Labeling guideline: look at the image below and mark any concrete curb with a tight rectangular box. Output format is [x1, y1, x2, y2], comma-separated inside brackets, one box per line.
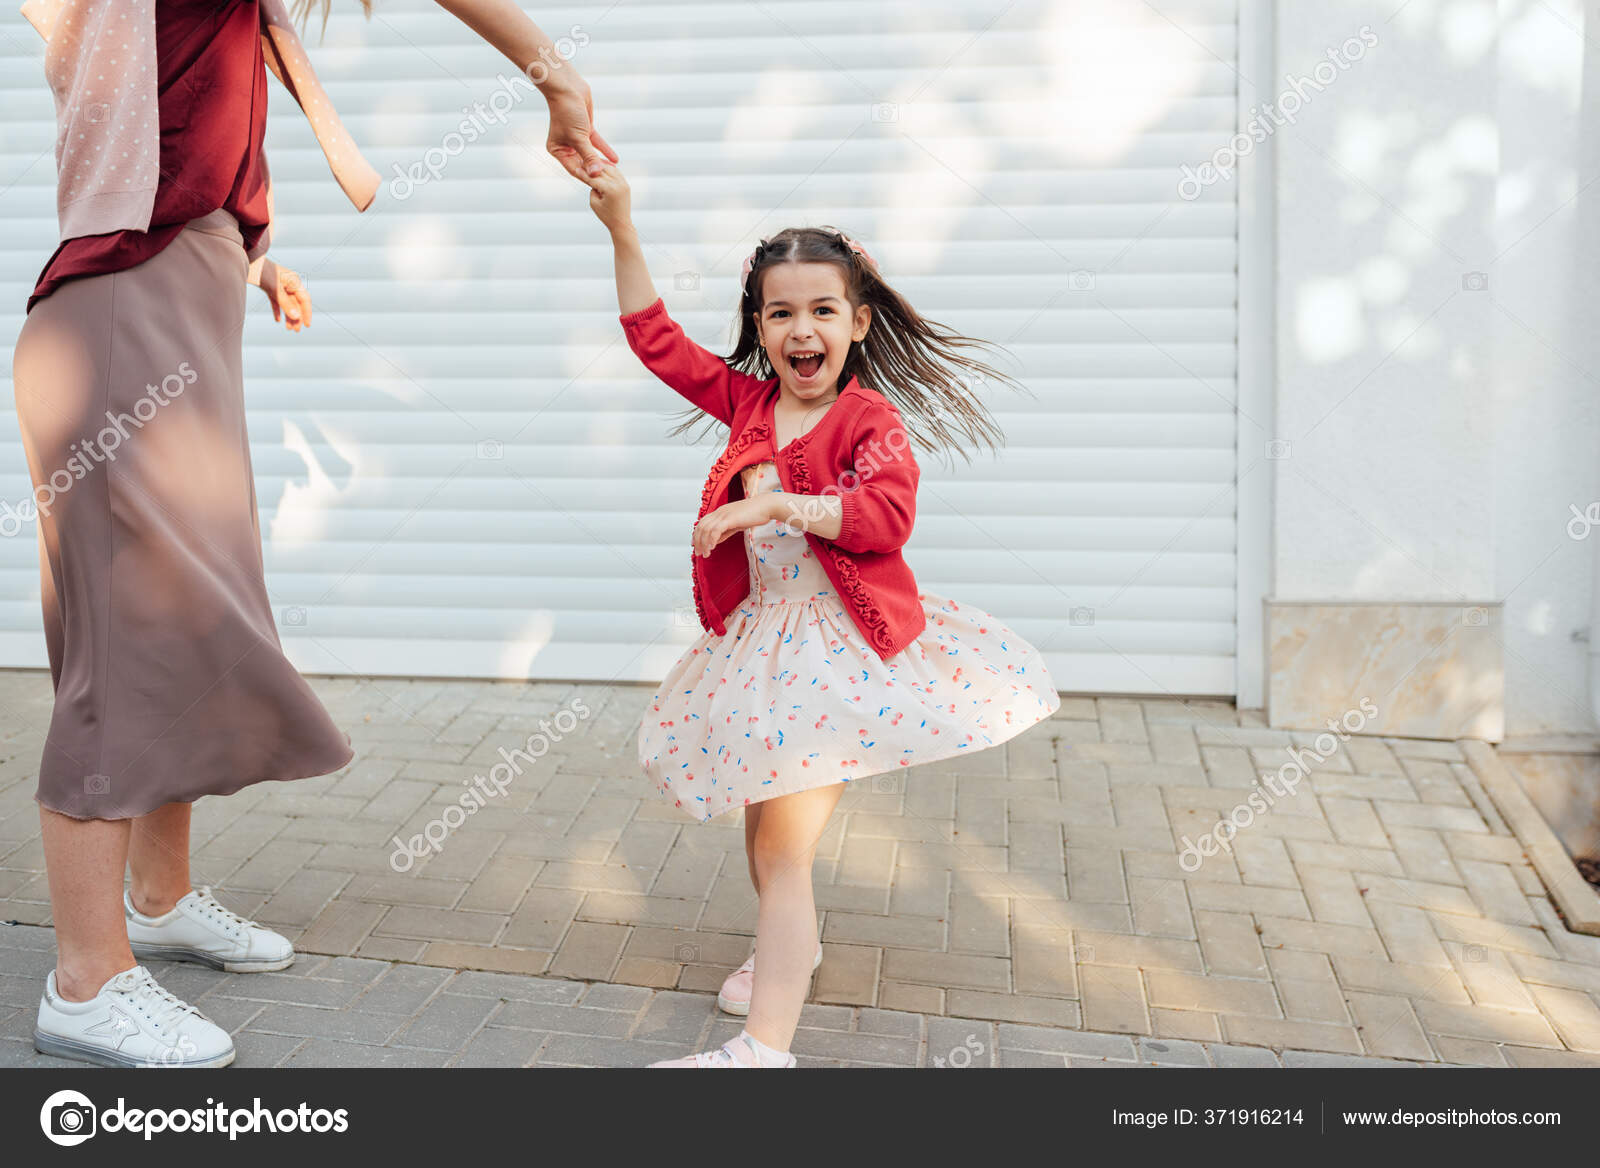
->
[1462, 739, 1600, 936]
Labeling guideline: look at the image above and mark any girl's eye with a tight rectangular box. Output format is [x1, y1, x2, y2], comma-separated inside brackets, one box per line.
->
[816, 307, 834, 315]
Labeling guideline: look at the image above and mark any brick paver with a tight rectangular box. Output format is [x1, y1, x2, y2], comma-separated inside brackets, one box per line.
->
[1, 670, 1599, 1068]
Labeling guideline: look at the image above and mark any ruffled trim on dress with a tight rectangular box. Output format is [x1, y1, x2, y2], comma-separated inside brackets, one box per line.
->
[692, 420, 772, 632]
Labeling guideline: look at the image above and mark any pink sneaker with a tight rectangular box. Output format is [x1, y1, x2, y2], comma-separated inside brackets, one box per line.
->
[649, 1033, 796, 1068]
[716, 945, 824, 1016]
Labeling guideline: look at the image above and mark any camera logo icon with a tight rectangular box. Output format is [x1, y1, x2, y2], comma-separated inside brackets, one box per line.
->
[673, 271, 700, 292]
[280, 605, 307, 628]
[476, 439, 504, 460]
[1069, 269, 1096, 291]
[1461, 271, 1488, 292]
[871, 102, 899, 122]
[40, 1089, 97, 1146]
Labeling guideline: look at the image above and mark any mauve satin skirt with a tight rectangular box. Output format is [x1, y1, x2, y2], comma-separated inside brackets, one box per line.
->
[12, 209, 353, 820]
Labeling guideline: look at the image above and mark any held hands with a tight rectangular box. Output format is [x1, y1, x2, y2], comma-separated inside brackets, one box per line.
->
[692, 495, 783, 559]
[544, 75, 618, 182]
[587, 162, 632, 233]
[256, 260, 312, 332]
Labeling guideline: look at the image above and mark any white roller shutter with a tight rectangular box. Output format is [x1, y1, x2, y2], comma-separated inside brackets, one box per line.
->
[0, 0, 1241, 694]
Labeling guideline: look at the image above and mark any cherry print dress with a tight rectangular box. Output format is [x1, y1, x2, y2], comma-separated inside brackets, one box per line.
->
[639, 460, 1060, 822]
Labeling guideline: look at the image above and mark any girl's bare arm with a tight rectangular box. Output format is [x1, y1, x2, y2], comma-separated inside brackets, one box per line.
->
[589, 166, 659, 315]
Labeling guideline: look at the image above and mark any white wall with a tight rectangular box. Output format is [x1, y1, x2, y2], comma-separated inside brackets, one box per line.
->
[1272, 0, 1600, 735]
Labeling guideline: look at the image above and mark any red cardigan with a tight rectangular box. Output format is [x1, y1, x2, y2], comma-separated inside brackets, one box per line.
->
[621, 298, 926, 658]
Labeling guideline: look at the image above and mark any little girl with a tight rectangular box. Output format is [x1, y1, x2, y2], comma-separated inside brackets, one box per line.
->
[588, 165, 1060, 1068]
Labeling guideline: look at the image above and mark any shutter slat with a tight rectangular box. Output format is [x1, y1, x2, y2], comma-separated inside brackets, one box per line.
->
[0, 0, 1240, 694]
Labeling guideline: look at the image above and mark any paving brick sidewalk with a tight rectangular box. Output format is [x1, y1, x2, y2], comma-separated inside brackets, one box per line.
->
[0, 923, 1400, 1068]
[2, 671, 1599, 1068]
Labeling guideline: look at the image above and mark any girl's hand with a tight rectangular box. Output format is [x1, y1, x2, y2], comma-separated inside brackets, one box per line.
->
[693, 495, 778, 558]
[588, 163, 632, 233]
[257, 260, 311, 332]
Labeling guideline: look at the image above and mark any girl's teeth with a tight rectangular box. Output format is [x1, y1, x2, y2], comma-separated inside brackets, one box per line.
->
[790, 353, 824, 378]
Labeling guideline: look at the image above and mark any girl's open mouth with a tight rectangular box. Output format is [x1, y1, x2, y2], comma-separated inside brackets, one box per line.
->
[788, 351, 824, 380]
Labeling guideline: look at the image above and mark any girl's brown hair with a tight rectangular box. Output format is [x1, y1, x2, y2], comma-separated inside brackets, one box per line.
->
[291, 0, 373, 34]
[674, 227, 1018, 463]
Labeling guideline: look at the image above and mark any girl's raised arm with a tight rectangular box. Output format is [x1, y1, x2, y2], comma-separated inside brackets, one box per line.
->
[591, 166, 765, 426]
[589, 167, 659, 316]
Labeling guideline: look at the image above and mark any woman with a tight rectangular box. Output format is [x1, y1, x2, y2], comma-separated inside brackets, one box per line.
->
[16, 0, 616, 1069]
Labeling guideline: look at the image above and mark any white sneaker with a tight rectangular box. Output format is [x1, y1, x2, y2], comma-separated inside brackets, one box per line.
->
[126, 887, 294, 973]
[649, 1032, 796, 1068]
[35, 965, 235, 1068]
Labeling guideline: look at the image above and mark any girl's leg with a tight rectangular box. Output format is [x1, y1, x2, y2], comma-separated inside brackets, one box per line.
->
[38, 807, 136, 1002]
[128, 802, 193, 916]
[743, 801, 763, 894]
[743, 782, 844, 1052]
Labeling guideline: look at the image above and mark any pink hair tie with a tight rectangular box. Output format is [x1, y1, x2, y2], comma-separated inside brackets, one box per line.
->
[837, 232, 879, 271]
[739, 238, 769, 296]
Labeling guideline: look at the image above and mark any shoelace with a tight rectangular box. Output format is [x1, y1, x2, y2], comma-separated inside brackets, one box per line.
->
[694, 1036, 761, 1068]
[190, 887, 262, 938]
[109, 968, 203, 1036]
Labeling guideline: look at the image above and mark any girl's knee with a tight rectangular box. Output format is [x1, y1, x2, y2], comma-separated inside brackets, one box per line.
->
[751, 820, 816, 885]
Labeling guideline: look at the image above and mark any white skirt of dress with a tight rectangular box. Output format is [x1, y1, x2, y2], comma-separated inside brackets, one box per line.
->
[638, 461, 1059, 823]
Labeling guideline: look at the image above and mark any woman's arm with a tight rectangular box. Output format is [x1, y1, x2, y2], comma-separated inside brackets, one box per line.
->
[430, 0, 617, 180]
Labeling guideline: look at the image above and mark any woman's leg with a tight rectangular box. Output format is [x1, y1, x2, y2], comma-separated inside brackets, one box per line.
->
[128, 802, 193, 916]
[38, 807, 136, 1002]
[743, 782, 844, 1052]
[743, 801, 763, 894]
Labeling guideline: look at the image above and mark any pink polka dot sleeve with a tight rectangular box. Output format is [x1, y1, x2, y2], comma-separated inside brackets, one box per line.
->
[21, 0, 379, 245]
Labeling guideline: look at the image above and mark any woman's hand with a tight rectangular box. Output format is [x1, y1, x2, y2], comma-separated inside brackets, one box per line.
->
[588, 163, 632, 233]
[693, 495, 780, 559]
[545, 74, 618, 182]
[256, 260, 312, 332]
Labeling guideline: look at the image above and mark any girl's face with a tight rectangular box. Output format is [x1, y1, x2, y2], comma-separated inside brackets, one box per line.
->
[756, 262, 872, 402]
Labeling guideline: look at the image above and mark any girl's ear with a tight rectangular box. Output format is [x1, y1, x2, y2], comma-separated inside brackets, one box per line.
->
[852, 303, 872, 343]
